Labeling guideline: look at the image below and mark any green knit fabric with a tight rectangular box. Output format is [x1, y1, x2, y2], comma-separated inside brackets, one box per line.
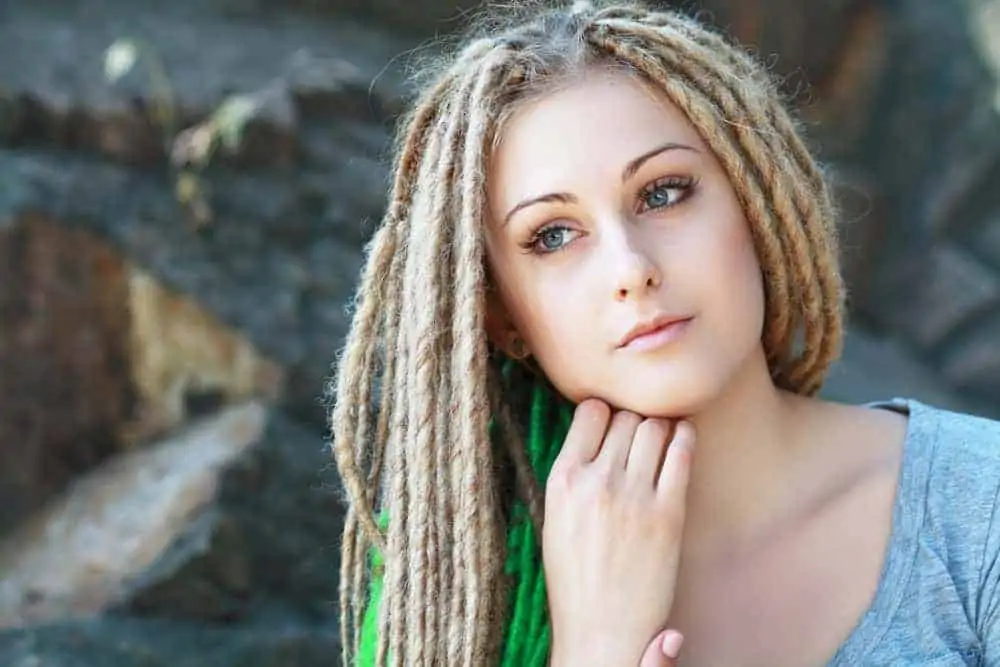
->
[355, 377, 570, 666]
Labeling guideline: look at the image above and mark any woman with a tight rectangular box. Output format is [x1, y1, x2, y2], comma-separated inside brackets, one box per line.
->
[330, 1, 1000, 664]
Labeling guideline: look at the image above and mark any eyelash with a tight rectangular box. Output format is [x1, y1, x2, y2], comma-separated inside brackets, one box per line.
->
[637, 175, 697, 214]
[519, 175, 699, 255]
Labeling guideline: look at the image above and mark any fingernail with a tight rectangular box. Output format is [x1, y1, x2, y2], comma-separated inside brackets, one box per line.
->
[661, 631, 684, 659]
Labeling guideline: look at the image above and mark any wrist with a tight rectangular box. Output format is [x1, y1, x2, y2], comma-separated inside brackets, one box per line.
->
[550, 634, 642, 667]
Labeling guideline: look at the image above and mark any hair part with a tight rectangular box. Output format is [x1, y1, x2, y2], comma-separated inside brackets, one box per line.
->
[330, 1, 845, 664]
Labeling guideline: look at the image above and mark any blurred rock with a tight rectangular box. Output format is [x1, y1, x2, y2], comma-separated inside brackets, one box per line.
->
[0, 400, 347, 661]
[940, 310, 1000, 403]
[0, 0, 411, 167]
[114, 407, 346, 623]
[0, 403, 267, 629]
[0, 614, 339, 667]
[0, 213, 135, 537]
[0, 149, 362, 431]
[127, 270, 284, 444]
[0, 212, 284, 536]
[865, 242, 1000, 351]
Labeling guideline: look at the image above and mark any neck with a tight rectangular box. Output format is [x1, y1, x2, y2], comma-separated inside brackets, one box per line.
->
[681, 348, 811, 558]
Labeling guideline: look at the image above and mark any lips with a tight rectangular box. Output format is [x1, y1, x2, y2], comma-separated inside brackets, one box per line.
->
[617, 314, 693, 349]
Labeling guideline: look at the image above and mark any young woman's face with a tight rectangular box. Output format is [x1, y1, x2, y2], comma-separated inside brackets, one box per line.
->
[485, 69, 767, 417]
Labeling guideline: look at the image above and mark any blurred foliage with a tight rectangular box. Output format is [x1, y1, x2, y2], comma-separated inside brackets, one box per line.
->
[103, 38, 261, 228]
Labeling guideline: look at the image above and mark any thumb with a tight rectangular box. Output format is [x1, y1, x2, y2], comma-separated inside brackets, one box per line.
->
[639, 628, 684, 667]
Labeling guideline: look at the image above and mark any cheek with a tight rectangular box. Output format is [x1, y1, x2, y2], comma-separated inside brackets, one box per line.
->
[727, 217, 763, 283]
[514, 279, 590, 350]
[716, 212, 766, 330]
[487, 248, 587, 348]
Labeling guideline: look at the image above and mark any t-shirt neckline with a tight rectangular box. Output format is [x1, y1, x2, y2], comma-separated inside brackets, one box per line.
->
[826, 397, 936, 665]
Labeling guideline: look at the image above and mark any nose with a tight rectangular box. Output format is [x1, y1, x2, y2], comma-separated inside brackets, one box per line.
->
[610, 228, 662, 302]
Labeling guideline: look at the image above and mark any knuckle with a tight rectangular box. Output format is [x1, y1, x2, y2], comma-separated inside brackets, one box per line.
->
[546, 462, 575, 494]
[673, 420, 696, 447]
[588, 464, 619, 499]
[637, 418, 671, 443]
[653, 491, 685, 524]
[612, 410, 642, 431]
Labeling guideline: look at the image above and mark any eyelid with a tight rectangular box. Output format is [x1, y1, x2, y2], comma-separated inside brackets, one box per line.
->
[521, 221, 581, 255]
[636, 175, 696, 214]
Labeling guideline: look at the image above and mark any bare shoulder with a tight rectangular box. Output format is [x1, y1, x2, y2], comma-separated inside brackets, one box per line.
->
[799, 396, 1000, 509]
[790, 396, 909, 487]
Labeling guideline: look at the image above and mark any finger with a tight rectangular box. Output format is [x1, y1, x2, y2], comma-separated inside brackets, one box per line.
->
[625, 418, 674, 487]
[661, 629, 685, 662]
[656, 420, 695, 499]
[595, 409, 642, 470]
[556, 399, 611, 465]
[639, 629, 684, 667]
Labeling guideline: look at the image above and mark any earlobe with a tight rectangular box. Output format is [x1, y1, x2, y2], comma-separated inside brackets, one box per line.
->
[485, 293, 531, 360]
[488, 322, 532, 360]
[508, 336, 531, 360]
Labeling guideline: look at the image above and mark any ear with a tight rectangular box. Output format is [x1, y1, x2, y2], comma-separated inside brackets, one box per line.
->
[485, 288, 530, 359]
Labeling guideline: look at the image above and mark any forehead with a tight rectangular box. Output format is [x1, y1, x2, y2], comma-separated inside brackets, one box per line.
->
[488, 69, 706, 201]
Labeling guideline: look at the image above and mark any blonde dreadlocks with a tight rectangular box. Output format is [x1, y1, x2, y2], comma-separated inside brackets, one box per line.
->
[329, 1, 846, 664]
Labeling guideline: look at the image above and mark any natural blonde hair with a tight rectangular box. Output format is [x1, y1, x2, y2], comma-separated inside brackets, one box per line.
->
[330, 1, 845, 664]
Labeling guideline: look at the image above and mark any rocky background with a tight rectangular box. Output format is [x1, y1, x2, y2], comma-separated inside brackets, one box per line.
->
[2, 0, 1000, 664]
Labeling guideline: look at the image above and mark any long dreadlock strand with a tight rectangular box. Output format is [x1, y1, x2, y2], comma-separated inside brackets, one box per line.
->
[402, 65, 485, 662]
[449, 50, 522, 666]
[334, 69, 463, 664]
[399, 104, 450, 666]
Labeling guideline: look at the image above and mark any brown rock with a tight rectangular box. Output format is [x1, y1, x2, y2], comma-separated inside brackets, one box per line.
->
[0, 212, 135, 537]
[126, 269, 285, 444]
[0, 212, 285, 537]
[689, 0, 885, 102]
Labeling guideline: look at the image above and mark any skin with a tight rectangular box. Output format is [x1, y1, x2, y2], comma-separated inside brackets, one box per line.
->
[484, 68, 909, 666]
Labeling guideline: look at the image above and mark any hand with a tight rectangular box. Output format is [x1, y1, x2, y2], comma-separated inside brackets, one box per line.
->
[543, 399, 695, 666]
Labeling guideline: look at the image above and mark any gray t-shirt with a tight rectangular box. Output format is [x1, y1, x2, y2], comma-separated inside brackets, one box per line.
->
[827, 398, 1000, 666]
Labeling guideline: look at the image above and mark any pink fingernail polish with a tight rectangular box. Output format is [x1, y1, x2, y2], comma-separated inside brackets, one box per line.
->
[661, 631, 684, 659]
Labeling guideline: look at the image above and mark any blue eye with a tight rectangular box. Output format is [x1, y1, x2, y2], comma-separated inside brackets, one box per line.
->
[524, 225, 579, 254]
[540, 227, 569, 251]
[639, 176, 696, 213]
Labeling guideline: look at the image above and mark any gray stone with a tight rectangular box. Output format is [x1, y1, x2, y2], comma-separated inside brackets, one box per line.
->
[823, 325, 990, 417]
[0, 405, 267, 629]
[0, 0, 413, 164]
[0, 145, 366, 430]
[0, 615, 339, 667]
[967, 215, 1000, 272]
[863, 243, 1000, 352]
[940, 310, 1000, 403]
[111, 405, 345, 623]
[0, 401, 345, 632]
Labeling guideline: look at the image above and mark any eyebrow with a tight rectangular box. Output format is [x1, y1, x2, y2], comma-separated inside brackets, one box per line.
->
[501, 141, 699, 226]
[622, 141, 699, 182]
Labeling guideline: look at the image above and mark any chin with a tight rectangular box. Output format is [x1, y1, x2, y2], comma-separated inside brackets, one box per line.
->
[612, 389, 714, 419]
[596, 370, 726, 419]
[544, 350, 740, 419]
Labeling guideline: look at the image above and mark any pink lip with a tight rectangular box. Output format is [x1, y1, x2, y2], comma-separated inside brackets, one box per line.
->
[618, 315, 693, 350]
